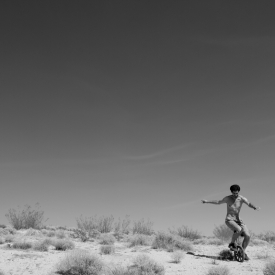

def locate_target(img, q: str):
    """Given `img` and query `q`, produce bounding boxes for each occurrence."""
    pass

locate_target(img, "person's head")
[230,185,240,197]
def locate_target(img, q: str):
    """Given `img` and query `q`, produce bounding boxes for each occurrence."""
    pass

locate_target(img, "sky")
[0,1,275,236]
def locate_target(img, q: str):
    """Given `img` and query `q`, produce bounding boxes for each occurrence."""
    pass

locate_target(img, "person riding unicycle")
[201,185,260,261]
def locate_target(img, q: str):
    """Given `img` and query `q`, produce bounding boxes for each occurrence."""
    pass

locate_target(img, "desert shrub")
[4,234,15,243]
[24,228,43,236]
[109,265,136,275]
[53,239,75,251]
[263,259,275,275]
[207,238,225,246]
[218,249,234,261]
[72,228,90,242]
[152,231,194,252]
[100,245,115,255]
[0,224,6,229]
[99,233,116,245]
[46,230,56,237]
[55,249,105,275]
[5,203,48,230]
[97,216,114,233]
[12,240,32,250]
[258,231,275,243]
[0,228,16,236]
[132,254,165,275]
[56,230,66,239]
[169,225,202,240]
[0,237,5,244]
[128,234,154,247]
[114,215,131,240]
[213,224,232,242]
[250,238,269,246]
[207,266,231,275]
[171,250,185,263]
[33,240,49,252]
[132,219,154,235]
[76,216,101,239]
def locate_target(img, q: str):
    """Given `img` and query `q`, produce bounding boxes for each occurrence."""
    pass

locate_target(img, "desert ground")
[0,227,274,275]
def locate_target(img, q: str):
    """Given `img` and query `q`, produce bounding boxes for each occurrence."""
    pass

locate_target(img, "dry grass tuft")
[99,233,116,245]
[169,225,202,240]
[53,239,75,251]
[171,250,185,263]
[152,231,194,252]
[218,249,234,261]
[55,249,105,275]
[128,234,154,247]
[12,240,32,250]
[132,254,165,275]
[132,219,154,235]
[100,245,115,255]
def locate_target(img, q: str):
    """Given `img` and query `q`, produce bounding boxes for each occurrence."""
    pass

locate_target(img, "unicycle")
[233,245,244,262]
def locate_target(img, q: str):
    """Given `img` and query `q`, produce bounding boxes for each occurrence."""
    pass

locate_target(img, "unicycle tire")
[234,245,244,262]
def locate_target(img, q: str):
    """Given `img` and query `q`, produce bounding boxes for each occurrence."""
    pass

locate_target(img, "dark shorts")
[225,219,249,236]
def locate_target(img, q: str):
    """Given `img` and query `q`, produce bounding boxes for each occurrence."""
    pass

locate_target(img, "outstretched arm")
[242,197,260,211]
[201,197,227,205]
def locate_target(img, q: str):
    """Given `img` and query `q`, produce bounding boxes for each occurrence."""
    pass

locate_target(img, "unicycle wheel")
[234,245,244,262]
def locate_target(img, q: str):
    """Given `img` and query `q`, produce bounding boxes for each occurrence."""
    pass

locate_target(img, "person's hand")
[201,200,207,204]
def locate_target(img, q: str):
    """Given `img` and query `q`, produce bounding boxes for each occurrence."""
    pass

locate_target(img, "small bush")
[207,266,231,275]
[12,240,32,250]
[263,259,275,275]
[76,216,101,238]
[100,245,115,255]
[250,238,269,246]
[0,224,6,229]
[218,249,234,261]
[4,234,15,243]
[132,254,165,275]
[99,233,116,245]
[46,230,56,237]
[128,234,154,247]
[24,228,43,236]
[33,240,49,252]
[132,219,154,235]
[213,224,232,242]
[169,225,202,240]
[207,238,225,246]
[55,249,105,275]
[53,239,75,251]
[5,204,48,230]
[258,231,275,243]
[97,215,114,233]
[152,231,194,252]
[56,230,66,239]
[109,265,136,275]
[0,228,16,236]
[171,250,185,263]
[72,228,90,242]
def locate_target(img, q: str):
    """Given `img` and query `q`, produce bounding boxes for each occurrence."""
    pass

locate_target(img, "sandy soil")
[0,231,274,275]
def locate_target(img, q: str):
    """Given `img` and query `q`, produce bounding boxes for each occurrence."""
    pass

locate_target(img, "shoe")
[244,253,250,261]
[228,243,237,251]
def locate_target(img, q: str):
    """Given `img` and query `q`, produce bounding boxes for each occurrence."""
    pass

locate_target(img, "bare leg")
[242,234,250,252]
[231,230,242,244]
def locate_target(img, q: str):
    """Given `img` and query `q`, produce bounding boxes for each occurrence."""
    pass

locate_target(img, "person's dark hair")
[230,185,240,192]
